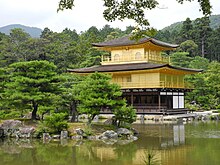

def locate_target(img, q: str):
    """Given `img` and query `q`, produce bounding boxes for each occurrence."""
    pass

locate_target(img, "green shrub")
[185,103,200,111]
[83,125,94,137]
[113,106,136,127]
[0,111,6,119]
[35,122,51,138]
[0,110,21,119]
[43,112,68,133]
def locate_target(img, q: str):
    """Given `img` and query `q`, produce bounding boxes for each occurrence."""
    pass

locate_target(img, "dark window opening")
[133,95,159,105]
[161,96,166,105]
[125,95,131,104]
[133,95,141,104]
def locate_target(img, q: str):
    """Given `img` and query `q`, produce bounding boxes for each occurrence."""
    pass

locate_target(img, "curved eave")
[168,65,203,73]
[150,38,179,49]
[67,63,202,74]
[68,65,166,73]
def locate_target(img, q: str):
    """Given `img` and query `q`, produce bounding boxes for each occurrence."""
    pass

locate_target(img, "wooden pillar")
[166,93,168,110]
[131,90,134,105]
[158,92,161,112]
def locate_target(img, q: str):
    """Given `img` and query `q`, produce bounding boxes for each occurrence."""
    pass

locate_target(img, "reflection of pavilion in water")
[161,124,185,148]
[139,123,189,165]
[159,124,193,165]
[73,124,188,165]
[131,123,186,148]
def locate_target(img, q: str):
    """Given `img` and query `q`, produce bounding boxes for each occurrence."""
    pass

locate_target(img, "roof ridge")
[92,35,178,48]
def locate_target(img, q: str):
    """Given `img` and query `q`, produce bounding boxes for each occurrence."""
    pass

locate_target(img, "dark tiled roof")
[92,36,178,48]
[67,63,202,73]
[168,65,203,72]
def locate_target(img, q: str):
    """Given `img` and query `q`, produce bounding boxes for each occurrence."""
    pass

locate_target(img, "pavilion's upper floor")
[92,36,178,65]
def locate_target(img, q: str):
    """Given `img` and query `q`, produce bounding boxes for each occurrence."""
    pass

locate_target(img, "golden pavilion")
[68,36,202,115]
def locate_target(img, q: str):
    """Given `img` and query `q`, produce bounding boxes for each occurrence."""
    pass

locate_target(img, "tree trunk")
[41,112,47,120]
[31,101,38,120]
[201,36,205,57]
[88,114,96,125]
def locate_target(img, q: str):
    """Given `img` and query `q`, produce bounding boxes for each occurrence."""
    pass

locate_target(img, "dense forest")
[156,16,220,61]
[0,16,220,120]
[0,25,136,72]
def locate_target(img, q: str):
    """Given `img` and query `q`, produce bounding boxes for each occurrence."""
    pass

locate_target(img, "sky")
[0,0,220,33]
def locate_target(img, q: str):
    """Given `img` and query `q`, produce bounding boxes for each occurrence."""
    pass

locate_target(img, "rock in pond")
[52,135,61,139]
[117,128,133,136]
[1,120,22,137]
[43,133,51,140]
[18,127,35,138]
[71,135,83,140]
[99,130,118,140]
[61,131,68,139]
[75,128,84,136]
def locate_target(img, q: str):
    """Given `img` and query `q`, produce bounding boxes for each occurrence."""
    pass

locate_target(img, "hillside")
[162,14,220,32]
[0,24,42,38]
[210,14,220,29]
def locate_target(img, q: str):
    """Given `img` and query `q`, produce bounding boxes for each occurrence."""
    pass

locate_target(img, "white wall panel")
[179,96,184,108]
[173,96,179,109]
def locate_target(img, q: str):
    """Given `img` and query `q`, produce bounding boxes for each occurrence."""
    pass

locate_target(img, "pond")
[0,121,220,165]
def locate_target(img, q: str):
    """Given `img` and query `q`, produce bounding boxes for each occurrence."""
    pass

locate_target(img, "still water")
[1,121,220,165]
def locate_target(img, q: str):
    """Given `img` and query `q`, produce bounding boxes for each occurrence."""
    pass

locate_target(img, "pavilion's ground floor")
[101,88,192,115]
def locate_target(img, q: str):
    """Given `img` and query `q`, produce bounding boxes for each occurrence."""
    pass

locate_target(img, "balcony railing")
[113,81,193,89]
[101,54,170,65]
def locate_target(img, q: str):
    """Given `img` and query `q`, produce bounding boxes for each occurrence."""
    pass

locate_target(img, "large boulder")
[1,120,22,130]
[1,120,22,137]
[116,128,138,141]
[99,130,118,140]
[1,120,36,138]
[43,133,51,140]
[61,131,68,139]
[75,128,84,136]
[117,128,133,136]
[18,127,35,138]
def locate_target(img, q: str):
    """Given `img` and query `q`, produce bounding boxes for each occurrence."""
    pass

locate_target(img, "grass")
[67,122,116,136]
[0,118,116,137]
[68,122,86,135]
[91,123,116,134]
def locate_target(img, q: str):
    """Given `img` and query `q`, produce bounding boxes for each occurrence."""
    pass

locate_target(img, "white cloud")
[0,0,219,33]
